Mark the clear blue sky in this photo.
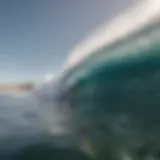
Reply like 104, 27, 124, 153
0, 0, 135, 83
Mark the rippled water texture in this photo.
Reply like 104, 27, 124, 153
0, 93, 89, 160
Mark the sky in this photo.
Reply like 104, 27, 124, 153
0, 0, 136, 83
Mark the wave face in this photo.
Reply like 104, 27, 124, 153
62, 8, 160, 160
33, 1, 160, 159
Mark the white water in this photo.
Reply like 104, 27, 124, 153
66, 0, 160, 69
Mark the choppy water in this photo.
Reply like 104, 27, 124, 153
0, 93, 89, 160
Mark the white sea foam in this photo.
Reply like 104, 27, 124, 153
66, 0, 160, 69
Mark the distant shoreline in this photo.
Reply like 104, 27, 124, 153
0, 83, 34, 92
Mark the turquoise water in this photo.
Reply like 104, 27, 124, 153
61, 20, 160, 159
65, 21, 160, 86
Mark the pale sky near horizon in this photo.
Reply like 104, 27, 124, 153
0, 0, 136, 83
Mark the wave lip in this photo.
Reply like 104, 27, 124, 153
66, 0, 160, 69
